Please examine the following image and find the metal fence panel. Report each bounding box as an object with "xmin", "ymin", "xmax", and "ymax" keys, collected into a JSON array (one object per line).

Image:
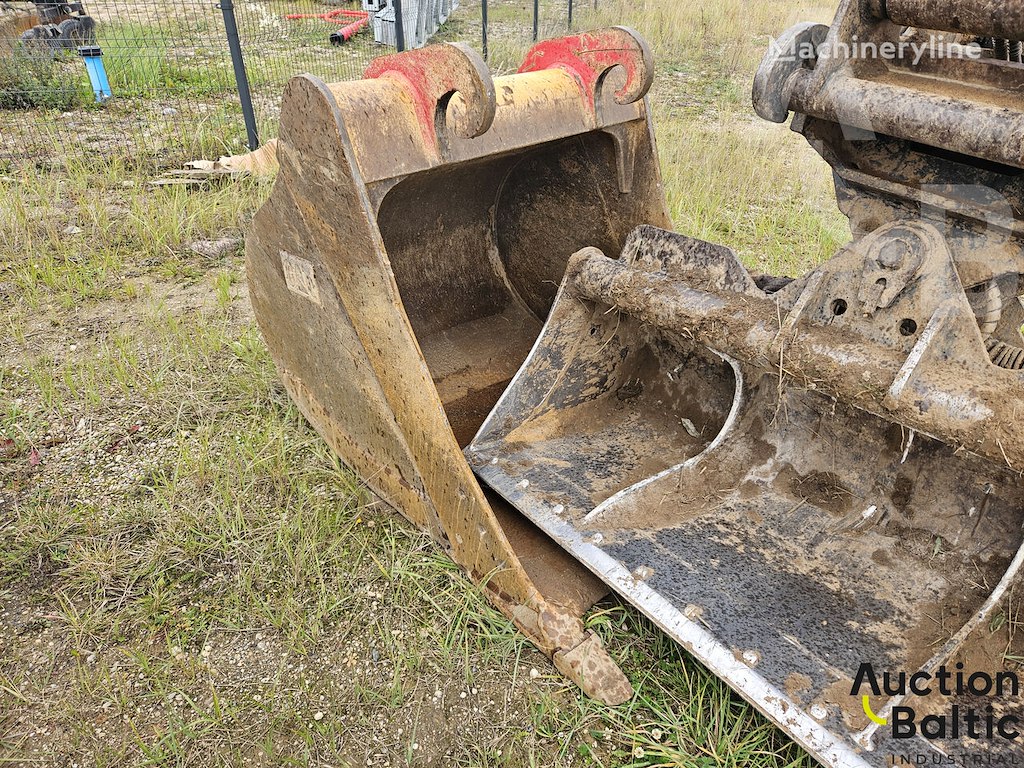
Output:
[{"xmin": 0, "ymin": 0, "xmax": 591, "ymax": 166}]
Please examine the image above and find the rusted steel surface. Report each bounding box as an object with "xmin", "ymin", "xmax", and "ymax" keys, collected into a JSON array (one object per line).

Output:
[
  {"xmin": 249, "ymin": 4, "xmax": 1024, "ymax": 763},
  {"xmin": 872, "ymin": 0, "xmax": 1024, "ymax": 41},
  {"xmin": 246, "ymin": 29, "xmax": 666, "ymax": 703},
  {"xmin": 363, "ymin": 43, "xmax": 496, "ymax": 150},
  {"xmin": 518, "ymin": 27, "xmax": 654, "ymax": 115}
]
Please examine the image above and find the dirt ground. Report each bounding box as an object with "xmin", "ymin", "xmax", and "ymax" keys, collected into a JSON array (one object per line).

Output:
[
  {"xmin": 0, "ymin": 239, "xmax": 617, "ymax": 766},
  {"xmin": 8, "ymin": 1, "xmax": 1022, "ymax": 766}
]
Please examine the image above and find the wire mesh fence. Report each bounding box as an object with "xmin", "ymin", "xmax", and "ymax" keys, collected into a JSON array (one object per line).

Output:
[
  {"xmin": 1, "ymin": 0, "xmax": 394, "ymax": 164},
  {"xmin": 0, "ymin": 0, "xmax": 598, "ymax": 167}
]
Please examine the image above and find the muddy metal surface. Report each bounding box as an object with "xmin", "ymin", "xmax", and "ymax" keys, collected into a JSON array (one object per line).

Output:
[
  {"xmin": 246, "ymin": 29, "xmax": 669, "ymax": 703},
  {"xmin": 471, "ymin": 224, "xmax": 1024, "ymax": 766},
  {"xmin": 471, "ymin": 1, "xmax": 1024, "ymax": 764}
]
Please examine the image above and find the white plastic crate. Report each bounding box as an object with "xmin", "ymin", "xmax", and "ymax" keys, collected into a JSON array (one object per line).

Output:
[{"xmin": 370, "ymin": 0, "xmax": 456, "ymax": 49}]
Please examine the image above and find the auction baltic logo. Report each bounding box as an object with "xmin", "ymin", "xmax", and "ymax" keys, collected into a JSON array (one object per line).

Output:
[{"xmin": 852, "ymin": 662, "xmax": 1021, "ymax": 743}]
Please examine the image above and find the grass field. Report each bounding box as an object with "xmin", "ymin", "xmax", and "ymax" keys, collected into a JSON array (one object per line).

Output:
[{"xmin": 1, "ymin": 1, "xmax": 855, "ymax": 765}]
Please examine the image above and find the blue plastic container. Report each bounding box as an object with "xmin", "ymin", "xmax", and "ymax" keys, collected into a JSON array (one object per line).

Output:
[{"xmin": 78, "ymin": 46, "xmax": 112, "ymax": 103}]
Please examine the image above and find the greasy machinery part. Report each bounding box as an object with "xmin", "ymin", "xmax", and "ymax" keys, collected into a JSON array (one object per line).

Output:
[
  {"xmin": 469, "ymin": 1, "xmax": 1024, "ymax": 766},
  {"xmin": 245, "ymin": 29, "xmax": 669, "ymax": 703},
  {"xmin": 755, "ymin": 0, "xmax": 1024, "ymax": 169},
  {"xmin": 867, "ymin": 0, "xmax": 1024, "ymax": 42}
]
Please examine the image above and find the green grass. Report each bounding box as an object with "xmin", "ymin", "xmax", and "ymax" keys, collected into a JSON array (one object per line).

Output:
[
  {"xmin": 0, "ymin": 13, "xmax": 267, "ymax": 162},
  {"xmin": 0, "ymin": 18, "xmax": 234, "ymax": 112},
  {"xmin": 97, "ymin": 21, "xmax": 237, "ymax": 99},
  {"xmin": 0, "ymin": 48, "xmax": 89, "ymax": 110},
  {"xmin": 0, "ymin": 169, "xmax": 822, "ymax": 766}
]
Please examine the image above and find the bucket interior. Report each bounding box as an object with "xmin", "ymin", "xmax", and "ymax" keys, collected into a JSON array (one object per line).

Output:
[
  {"xmin": 376, "ymin": 130, "xmax": 659, "ymax": 445},
  {"xmin": 470, "ymin": 290, "xmax": 1024, "ymax": 751},
  {"xmin": 469, "ymin": 303, "xmax": 739, "ymax": 510}
]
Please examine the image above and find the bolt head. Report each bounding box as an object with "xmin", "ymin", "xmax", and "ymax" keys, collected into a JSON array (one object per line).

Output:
[{"xmin": 877, "ymin": 239, "xmax": 912, "ymax": 270}]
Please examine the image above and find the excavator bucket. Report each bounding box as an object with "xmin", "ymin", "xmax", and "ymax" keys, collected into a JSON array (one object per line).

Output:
[
  {"xmin": 470, "ymin": 3, "xmax": 1024, "ymax": 765},
  {"xmin": 248, "ymin": 6, "xmax": 1024, "ymax": 766},
  {"xmin": 246, "ymin": 29, "xmax": 667, "ymax": 702}
]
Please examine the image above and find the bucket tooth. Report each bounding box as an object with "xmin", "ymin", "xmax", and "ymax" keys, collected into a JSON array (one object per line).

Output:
[{"xmin": 246, "ymin": 31, "xmax": 667, "ymax": 702}]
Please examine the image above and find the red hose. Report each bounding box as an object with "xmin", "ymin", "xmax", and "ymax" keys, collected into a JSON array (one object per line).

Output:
[
  {"xmin": 285, "ymin": 7, "xmax": 370, "ymax": 45},
  {"xmin": 330, "ymin": 14, "xmax": 370, "ymax": 44}
]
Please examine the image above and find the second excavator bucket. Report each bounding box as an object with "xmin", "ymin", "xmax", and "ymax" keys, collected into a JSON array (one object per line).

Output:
[
  {"xmin": 467, "ymin": 2, "xmax": 1024, "ymax": 765},
  {"xmin": 471, "ymin": 224, "xmax": 1024, "ymax": 765}
]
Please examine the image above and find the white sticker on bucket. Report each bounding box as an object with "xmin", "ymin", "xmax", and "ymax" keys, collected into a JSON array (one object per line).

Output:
[{"xmin": 280, "ymin": 251, "xmax": 320, "ymax": 306}]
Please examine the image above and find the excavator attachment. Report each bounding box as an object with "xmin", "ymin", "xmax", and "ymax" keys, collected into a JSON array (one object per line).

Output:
[
  {"xmin": 248, "ymin": 4, "xmax": 1024, "ymax": 766},
  {"xmin": 246, "ymin": 29, "xmax": 667, "ymax": 702},
  {"xmin": 469, "ymin": 2, "xmax": 1024, "ymax": 765}
]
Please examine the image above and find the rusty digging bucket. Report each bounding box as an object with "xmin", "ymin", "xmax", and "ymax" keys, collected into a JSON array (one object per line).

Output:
[
  {"xmin": 246, "ymin": 29, "xmax": 667, "ymax": 703},
  {"xmin": 247, "ymin": 8, "xmax": 1024, "ymax": 767}
]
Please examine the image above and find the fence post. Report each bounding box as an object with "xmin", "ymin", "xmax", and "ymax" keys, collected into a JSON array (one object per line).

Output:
[
  {"xmin": 532, "ymin": 0, "xmax": 539, "ymax": 41},
  {"xmin": 395, "ymin": 0, "xmax": 406, "ymax": 52},
  {"xmin": 567, "ymin": 0, "xmax": 573, "ymax": 29},
  {"xmin": 481, "ymin": 0, "xmax": 488, "ymax": 61},
  {"xmin": 218, "ymin": 0, "xmax": 259, "ymax": 151}
]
